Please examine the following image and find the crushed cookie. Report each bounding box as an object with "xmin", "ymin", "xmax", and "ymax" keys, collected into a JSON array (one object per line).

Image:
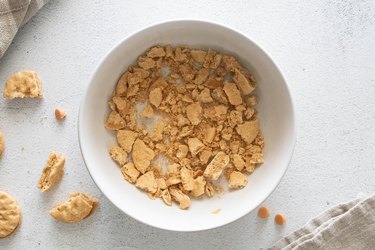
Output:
[{"xmin": 105, "ymin": 45, "xmax": 264, "ymax": 210}]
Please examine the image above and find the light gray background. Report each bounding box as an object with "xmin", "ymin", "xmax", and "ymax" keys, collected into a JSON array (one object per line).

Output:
[{"xmin": 0, "ymin": 0, "xmax": 374, "ymax": 249}]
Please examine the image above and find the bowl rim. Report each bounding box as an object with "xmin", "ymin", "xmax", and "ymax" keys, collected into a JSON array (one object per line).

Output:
[{"xmin": 78, "ymin": 19, "xmax": 296, "ymax": 232}]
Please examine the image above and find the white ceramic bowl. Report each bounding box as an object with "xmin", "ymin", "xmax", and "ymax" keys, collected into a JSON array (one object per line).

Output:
[{"xmin": 79, "ymin": 20, "xmax": 295, "ymax": 232}]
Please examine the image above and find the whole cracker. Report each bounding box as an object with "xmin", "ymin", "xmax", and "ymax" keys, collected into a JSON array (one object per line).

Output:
[{"xmin": 0, "ymin": 192, "xmax": 21, "ymax": 238}]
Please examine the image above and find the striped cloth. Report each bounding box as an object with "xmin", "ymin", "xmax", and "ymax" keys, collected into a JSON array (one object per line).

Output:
[
  {"xmin": 0, "ymin": 0, "xmax": 48, "ymax": 58},
  {"xmin": 270, "ymin": 194, "xmax": 375, "ymax": 250}
]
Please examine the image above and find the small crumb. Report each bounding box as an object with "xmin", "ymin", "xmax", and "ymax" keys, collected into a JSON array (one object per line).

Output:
[
  {"xmin": 257, "ymin": 206, "xmax": 270, "ymax": 219},
  {"xmin": 274, "ymin": 213, "xmax": 286, "ymax": 225},
  {"xmin": 55, "ymin": 108, "xmax": 67, "ymax": 120},
  {"xmin": 211, "ymin": 209, "xmax": 221, "ymax": 214}
]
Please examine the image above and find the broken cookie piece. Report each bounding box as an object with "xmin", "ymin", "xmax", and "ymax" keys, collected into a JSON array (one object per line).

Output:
[
  {"xmin": 132, "ymin": 139, "xmax": 155, "ymax": 173},
  {"xmin": 236, "ymin": 118, "xmax": 260, "ymax": 144},
  {"xmin": 150, "ymin": 120, "xmax": 166, "ymax": 141},
  {"xmin": 176, "ymin": 144, "xmax": 189, "ymax": 159},
  {"xmin": 186, "ymin": 102, "xmax": 202, "ymax": 125},
  {"xmin": 37, "ymin": 152, "xmax": 65, "ymax": 192},
  {"xmin": 187, "ymin": 138, "xmax": 205, "ymax": 156},
  {"xmin": 49, "ymin": 193, "xmax": 98, "ymax": 223},
  {"xmin": 109, "ymin": 146, "xmax": 128, "ymax": 166},
  {"xmin": 191, "ymin": 176, "xmax": 206, "ymax": 197},
  {"xmin": 116, "ymin": 130, "xmax": 138, "ymax": 153},
  {"xmin": 161, "ymin": 189, "xmax": 172, "ymax": 206},
  {"xmin": 169, "ymin": 186, "xmax": 190, "ymax": 209},
  {"xmin": 105, "ymin": 111, "xmax": 126, "ymax": 130},
  {"xmin": 3, "ymin": 70, "xmax": 43, "ymax": 99},
  {"xmin": 141, "ymin": 103, "xmax": 154, "ymax": 118},
  {"xmin": 121, "ymin": 162, "xmax": 140, "ymax": 183},
  {"xmin": 223, "ymin": 82, "xmax": 242, "ymax": 106},
  {"xmin": 149, "ymin": 88, "xmax": 163, "ymax": 108},
  {"xmin": 233, "ymin": 69, "xmax": 255, "ymax": 95},
  {"xmin": 135, "ymin": 171, "xmax": 158, "ymax": 193},
  {"xmin": 180, "ymin": 167, "xmax": 194, "ymax": 191},
  {"xmin": 232, "ymin": 154, "xmax": 246, "ymax": 171},
  {"xmin": 228, "ymin": 171, "xmax": 248, "ymax": 189},
  {"xmin": 190, "ymin": 49, "xmax": 207, "ymax": 63},
  {"xmin": 203, "ymin": 152, "xmax": 230, "ymax": 180},
  {"xmin": 147, "ymin": 46, "xmax": 166, "ymax": 58}
]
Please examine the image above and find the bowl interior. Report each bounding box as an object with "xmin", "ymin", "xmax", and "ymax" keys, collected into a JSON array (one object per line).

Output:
[{"xmin": 79, "ymin": 20, "xmax": 295, "ymax": 231}]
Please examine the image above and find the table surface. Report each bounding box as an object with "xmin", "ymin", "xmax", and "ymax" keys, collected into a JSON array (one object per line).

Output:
[{"xmin": 0, "ymin": 1, "xmax": 374, "ymax": 249}]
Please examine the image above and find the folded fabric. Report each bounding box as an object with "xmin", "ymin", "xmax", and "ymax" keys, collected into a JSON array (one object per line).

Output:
[
  {"xmin": 270, "ymin": 194, "xmax": 375, "ymax": 250},
  {"xmin": 0, "ymin": 0, "xmax": 49, "ymax": 59}
]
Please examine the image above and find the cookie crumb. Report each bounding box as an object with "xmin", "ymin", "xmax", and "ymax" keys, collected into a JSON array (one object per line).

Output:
[
  {"xmin": 55, "ymin": 108, "xmax": 67, "ymax": 120},
  {"xmin": 274, "ymin": 213, "xmax": 286, "ymax": 225},
  {"xmin": 258, "ymin": 206, "xmax": 270, "ymax": 219},
  {"xmin": 211, "ymin": 208, "xmax": 221, "ymax": 214}
]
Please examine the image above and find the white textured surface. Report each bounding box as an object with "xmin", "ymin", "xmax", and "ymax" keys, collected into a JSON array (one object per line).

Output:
[{"xmin": 0, "ymin": 0, "xmax": 374, "ymax": 249}]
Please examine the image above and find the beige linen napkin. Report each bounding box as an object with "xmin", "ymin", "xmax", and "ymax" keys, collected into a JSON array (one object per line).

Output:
[
  {"xmin": 270, "ymin": 194, "xmax": 375, "ymax": 250},
  {"xmin": 0, "ymin": 0, "xmax": 48, "ymax": 58}
]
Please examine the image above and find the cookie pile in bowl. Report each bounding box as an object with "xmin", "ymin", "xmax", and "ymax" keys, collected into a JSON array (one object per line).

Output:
[{"xmin": 105, "ymin": 45, "xmax": 264, "ymax": 210}]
